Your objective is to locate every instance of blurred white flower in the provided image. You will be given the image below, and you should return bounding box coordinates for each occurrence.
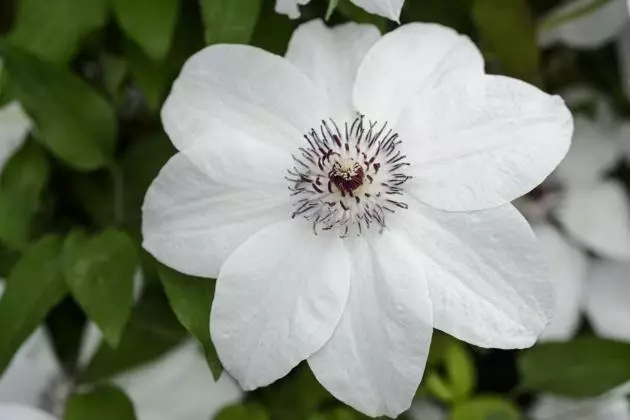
[275,0,404,21]
[144,19,572,416]
[538,0,630,97]
[0,102,31,171]
[0,404,57,420]
[407,400,445,420]
[0,284,242,420]
[531,391,630,420]
[517,114,630,341]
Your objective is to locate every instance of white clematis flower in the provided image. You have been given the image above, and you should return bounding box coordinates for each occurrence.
[0,284,242,420]
[143,20,572,417]
[531,385,630,420]
[0,102,31,171]
[276,0,404,21]
[517,114,630,341]
[0,404,58,420]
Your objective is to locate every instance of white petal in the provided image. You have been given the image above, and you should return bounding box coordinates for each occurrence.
[162,44,327,151]
[275,0,311,19]
[408,400,446,420]
[400,75,572,211]
[0,103,31,171]
[557,180,630,260]
[0,284,61,407]
[142,137,291,278]
[553,117,621,188]
[0,405,57,420]
[534,223,587,342]
[112,342,242,420]
[531,395,630,420]
[286,20,381,122]
[353,23,484,126]
[584,260,630,341]
[390,201,553,349]
[211,220,351,390]
[350,0,404,21]
[308,232,433,418]
[538,0,628,49]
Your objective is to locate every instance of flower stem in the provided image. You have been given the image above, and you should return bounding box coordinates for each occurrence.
[538,0,613,32]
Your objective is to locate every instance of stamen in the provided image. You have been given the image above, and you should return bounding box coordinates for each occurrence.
[288,115,411,236]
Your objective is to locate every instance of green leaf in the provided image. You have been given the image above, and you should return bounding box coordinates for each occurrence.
[0,235,66,374]
[200,0,262,45]
[112,0,180,60]
[336,0,388,32]
[80,290,187,383]
[326,0,340,20]
[100,54,128,101]
[8,0,108,63]
[65,386,137,420]
[444,340,476,402]
[124,40,169,112]
[215,403,269,420]
[450,396,520,420]
[519,337,630,397]
[250,0,297,55]
[1,44,117,171]
[403,0,473,33]
[63,229,138,348]
[472,0,541,85]
[0,141,49,249]
[159,264,222,379]
[309,408,359,420]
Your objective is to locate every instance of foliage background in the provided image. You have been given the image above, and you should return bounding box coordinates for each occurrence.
[0,0,629,418]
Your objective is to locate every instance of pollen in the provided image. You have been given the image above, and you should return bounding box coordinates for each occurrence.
[286,115,411,237]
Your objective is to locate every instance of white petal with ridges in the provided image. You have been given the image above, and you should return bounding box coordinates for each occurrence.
[531,394,630,420]
[534,223,587,341]
[0,405,57,420]
[584,260,630,342]
[399,75,572,211]
[142,136,291,279]
[162,44,327,151]
[308,232,432,418]
[353,23,484,125]
[390,201,553,348]
[211,220,351,390]
[557,180,630,260]
[286,20,380,121]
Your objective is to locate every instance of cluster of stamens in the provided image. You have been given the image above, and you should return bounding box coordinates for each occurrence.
[287,115,411,236]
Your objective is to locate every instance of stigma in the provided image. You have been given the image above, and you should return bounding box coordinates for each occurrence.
[286,115,411,237]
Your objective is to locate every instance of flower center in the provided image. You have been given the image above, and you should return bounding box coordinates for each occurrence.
[287,115,411,236]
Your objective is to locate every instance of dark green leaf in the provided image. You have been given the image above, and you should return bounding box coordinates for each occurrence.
[519,337,630,397]
[309,408,359,420]
[336,0,388,32]
[65,386,137,420]
[1,44,117,171]
[0,141,49,249]
[215,403,269,420]
[124,40,169,112]
[450,396,520,420]
[403,0,473,33]
[200,0,262,45]
[80,290,186,383]
[63,229,138,348]
[112,0,180,60]
[250,0,297,55]
[0,235,66,374]
[472,0,541,85]
[101,54,128,101]
[9,0,108,63]
[159,264,222,379]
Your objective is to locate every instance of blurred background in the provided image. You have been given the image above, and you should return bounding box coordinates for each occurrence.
[1,0,630,418]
